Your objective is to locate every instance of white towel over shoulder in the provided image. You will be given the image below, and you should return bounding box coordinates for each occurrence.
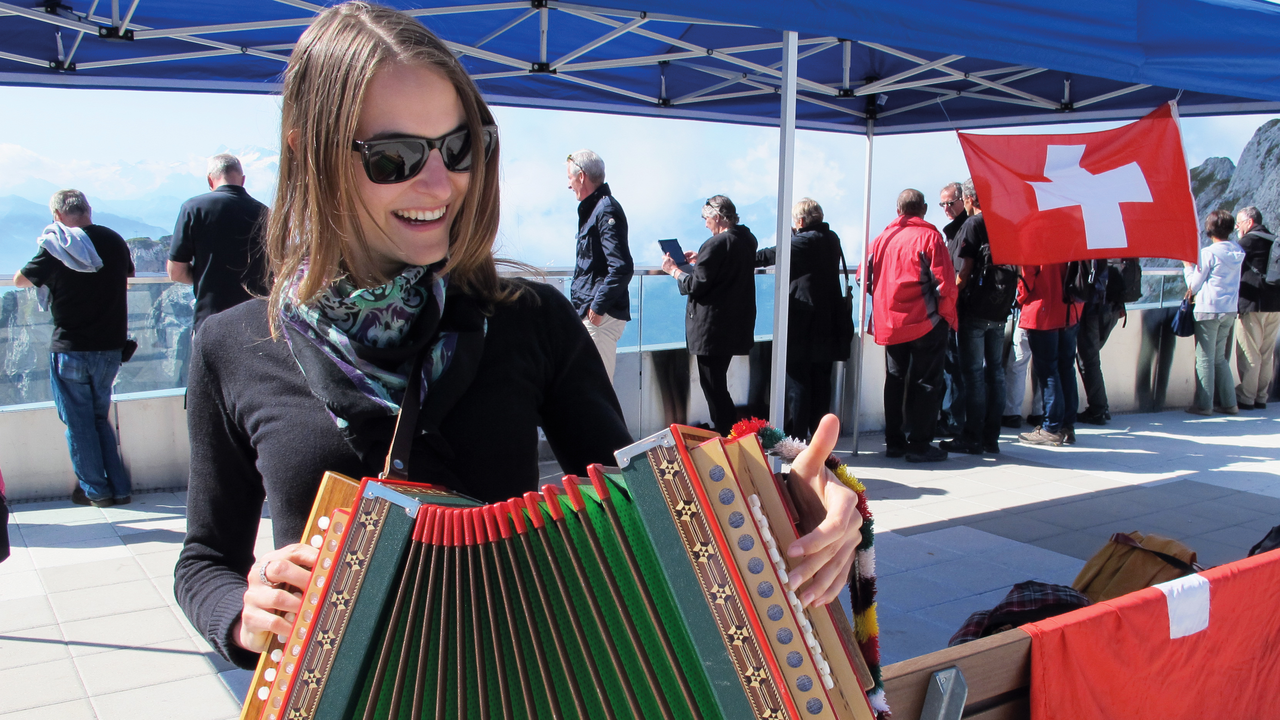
[34,222,104,310]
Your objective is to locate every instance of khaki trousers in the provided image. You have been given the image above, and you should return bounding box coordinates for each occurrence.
[584,314,627,382]
[1235,311,1280,406]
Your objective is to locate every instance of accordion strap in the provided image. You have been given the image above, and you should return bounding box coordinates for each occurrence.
[381,349,428,482]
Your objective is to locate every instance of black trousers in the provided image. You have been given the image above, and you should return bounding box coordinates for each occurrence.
[1076,302,1120,414]
[785,359,834,440]
[884,320,949,451]
[696,354,737,436]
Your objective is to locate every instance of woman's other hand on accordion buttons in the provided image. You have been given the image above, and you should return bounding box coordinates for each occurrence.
[785,414,862,609]
[235,542,319,653]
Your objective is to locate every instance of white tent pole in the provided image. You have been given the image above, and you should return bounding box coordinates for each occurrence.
[849,117,875,452]
[769,29,798,435]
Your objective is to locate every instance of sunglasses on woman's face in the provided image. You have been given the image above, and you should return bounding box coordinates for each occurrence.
[351,124,498,184]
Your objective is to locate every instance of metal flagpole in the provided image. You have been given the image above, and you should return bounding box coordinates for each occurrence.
[848,117,875,453]
[768,30,798,435]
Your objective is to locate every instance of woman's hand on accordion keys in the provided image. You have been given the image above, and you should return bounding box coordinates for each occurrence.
[784,414,863,609]
[235,542,319,653]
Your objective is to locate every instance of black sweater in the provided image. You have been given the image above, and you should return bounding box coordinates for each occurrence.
[677,225,758,356]
[175,280,632,668]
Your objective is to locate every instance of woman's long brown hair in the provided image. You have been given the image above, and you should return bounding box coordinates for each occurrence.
[266,2,512,335]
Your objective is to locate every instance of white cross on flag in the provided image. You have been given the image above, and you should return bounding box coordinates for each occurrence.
[957,103,1199,265]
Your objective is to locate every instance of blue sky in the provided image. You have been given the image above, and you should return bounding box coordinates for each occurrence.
[0,84,1275,273]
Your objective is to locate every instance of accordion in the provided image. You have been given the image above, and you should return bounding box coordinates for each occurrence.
[240,425,878,720]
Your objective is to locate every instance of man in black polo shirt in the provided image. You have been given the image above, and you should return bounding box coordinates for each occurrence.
[15,190,134,508]
[167,153,269,335]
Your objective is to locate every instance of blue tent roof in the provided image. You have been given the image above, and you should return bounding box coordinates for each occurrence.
[1,0,1278,134]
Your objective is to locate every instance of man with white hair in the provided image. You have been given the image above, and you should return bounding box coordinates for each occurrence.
[168,153,269,335]
[567,149,633,381]
[1234,206,1279,409]
[14,190,134,507]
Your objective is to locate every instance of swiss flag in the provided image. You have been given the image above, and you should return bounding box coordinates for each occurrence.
[958,103,1199,265]
[1023,551,1280,719]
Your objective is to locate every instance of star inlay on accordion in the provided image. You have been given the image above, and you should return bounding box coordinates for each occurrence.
[239,424,878,720]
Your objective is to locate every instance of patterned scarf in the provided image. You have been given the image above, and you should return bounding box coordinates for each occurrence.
[281,263,457,426]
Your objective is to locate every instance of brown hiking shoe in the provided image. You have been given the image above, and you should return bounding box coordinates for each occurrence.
[1018,426,1065,446]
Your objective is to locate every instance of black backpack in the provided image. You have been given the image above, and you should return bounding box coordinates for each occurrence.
[1120,258,1142,304]
[964,238,1020,321]
[1260,232,1280,286]
[1103,258,1143,307]
[1064,259,1107,305]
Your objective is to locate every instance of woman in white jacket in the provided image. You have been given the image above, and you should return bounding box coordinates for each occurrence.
[1183,210,1246,415]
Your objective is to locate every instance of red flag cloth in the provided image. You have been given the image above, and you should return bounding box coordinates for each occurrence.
[1022,550,1280,720]
[958,103,1199,265]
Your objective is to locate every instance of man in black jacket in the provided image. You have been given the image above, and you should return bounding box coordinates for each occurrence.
[168,153,269,337]
[662,195,757,436]
[1234,206,1280,409]
[755,198,846,438]
[567,149,633,381]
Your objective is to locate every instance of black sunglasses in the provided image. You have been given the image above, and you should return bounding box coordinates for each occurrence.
[351,124,498,184]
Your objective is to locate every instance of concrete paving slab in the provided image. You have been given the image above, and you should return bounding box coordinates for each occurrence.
[48,579,168,624]
[59,606,192,659]
[875,610,957,666]
[0,698,98,720]
[0,594,58,634]
[1033,530,1114,562]
[909,588,1007,635]
[38,557,146,594]
[914,557,1032,597]
[875,570,973,614]
[134,549,180,579]
[0,657,86,714]
[0,623,67,672]
[18,520,118,549]
[965,512,1068,543]
[0,569,44,602]
[90,674,241,720]
[118,528,187,556]
[74,637,215,697]
[27,537,132,570]
[912,526,1025,556]
[871,532,964,572]
[9,504,106,527]
[0,546,35,576]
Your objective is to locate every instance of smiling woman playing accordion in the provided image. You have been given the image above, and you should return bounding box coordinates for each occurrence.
[172,3,872,719]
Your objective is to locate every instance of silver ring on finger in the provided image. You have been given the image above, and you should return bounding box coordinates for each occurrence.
[258,562,280,589]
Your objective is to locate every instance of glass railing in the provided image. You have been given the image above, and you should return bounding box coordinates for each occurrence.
[0,274,192,407]
[0,263,1189,412]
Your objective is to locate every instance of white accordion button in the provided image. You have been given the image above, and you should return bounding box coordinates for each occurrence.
[265,668,277,682]
[258,686,269,701]
[270,649,282,663]
[310,534,323,548]
[317,516,330,530]
[748,495,762,509]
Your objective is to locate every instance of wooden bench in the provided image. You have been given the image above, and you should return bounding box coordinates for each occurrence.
[881,629,1031,720]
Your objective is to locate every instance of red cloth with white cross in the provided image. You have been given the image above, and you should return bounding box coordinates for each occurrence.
[957,102,1199,265]
[1022,550,1280,719]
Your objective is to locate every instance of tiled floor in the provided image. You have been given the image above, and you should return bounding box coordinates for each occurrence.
[2,409,1278,717]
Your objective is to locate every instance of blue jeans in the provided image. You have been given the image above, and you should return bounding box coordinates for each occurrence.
[49,351,130,501]
[958,317,1006,445]
[1192,313,1236,411]
[1026,325,1080,433]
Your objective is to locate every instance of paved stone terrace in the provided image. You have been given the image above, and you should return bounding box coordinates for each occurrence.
[2,409,1277,718]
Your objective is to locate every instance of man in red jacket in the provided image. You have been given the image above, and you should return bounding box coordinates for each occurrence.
[868,189,958,462]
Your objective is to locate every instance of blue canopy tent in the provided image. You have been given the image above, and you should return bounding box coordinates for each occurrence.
[3,0,1279,437]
